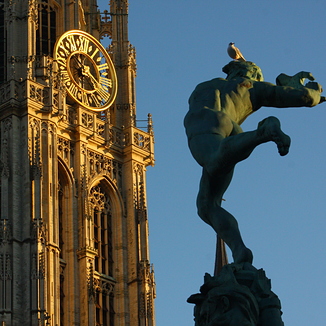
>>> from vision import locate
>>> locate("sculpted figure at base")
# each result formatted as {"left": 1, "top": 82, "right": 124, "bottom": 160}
{"left": 184, "top": 60, "right": 325, "bottom": 264}
{"left": 188, "top": 263, "right": 284, "bottom": 326}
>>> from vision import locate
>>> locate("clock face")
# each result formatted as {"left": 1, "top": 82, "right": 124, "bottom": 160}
{"left": 54, "top": 30, "right": 117, "bottom": 112}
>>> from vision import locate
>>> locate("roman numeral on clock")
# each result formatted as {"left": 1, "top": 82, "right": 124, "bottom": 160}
{"left": 99, "top": 77, "right": 112, "bottom": 88}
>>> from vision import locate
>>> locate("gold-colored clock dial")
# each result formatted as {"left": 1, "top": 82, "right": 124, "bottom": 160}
{"left": 54, "top": 30, "right": 117, "bottom": 112}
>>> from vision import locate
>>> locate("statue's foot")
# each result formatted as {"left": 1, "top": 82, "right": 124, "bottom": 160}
{"left": 257, "top": 116, "right": 291, "bottom": 156}
{"left": 233, "top": 246, "right": 253, "bottom": 264}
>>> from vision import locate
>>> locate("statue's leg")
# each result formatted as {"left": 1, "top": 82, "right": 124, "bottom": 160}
{"left": 209, "top": 204, "right": 253, "bottom": 264}
{"left": 197, "top": 169, "right": 253, "bottom": 264}
{"left": 206, "top": 116, "right": 291, "bottom": 175}
{"left": 190, "top": 116, "right": 289, "bottom": 264}
{"left": 257, "top": 116, "right": 291, "bottom": 156}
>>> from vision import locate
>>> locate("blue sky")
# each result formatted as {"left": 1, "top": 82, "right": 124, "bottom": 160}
{"left": 99, "top": 1, "right": 326, "bottom": 325}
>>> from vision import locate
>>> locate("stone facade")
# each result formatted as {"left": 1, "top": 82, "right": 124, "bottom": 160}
{"left": 0, "top": 1, "right": 155, "bottom": 325}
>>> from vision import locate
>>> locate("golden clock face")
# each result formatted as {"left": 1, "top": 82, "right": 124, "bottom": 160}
{"left": 54, "top": 30, "right": 117, "bottom": 112}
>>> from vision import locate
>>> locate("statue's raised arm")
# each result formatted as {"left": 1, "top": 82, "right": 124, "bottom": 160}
{"left": 252, "top": 70, "right": 325, "bottom": 109}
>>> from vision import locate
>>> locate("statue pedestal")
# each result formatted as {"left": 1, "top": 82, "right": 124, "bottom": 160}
{"left": 188, "top": 263, "right": 284, "bottom": 326}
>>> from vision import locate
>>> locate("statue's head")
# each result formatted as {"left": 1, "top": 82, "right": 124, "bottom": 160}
{"left": 188, "top": 268, "right": 259, "bottom": 326}
{"left": 189, "top": 284, "right": 259, "bottom": 326}
{"left": 222, "top": 61, "right": 264, "bottom": 82}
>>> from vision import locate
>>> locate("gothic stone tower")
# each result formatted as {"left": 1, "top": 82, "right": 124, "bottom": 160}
{"left": 0, "top": 1, "right": 156, "bottom": 325}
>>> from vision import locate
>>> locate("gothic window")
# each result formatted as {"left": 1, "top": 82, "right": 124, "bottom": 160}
{"left": 58, "top": 180, "right": 64, "bottom": 258}
{"left": 89, "top": 183, "right": 115, "bottom": 325}
{"left": 59, "top": 270, "right": 65, "bottom": 326}
{"left": 36, "top": 1, "right": 57, "bottom": 56}
{"left": 109, "top": 293, "right": 114, "bottom": 325}
{"left": 0, "top": 5, "right": 6, "bottom": 84}
{"left": 89, "top": 184, "right": 113, "bottom": 277}
{"left": 95, "top": 291, "right": 114, "bottom": 326}
{"left": 58, "top": 162, "right": 70, "bottom": 326}
{"left": 58, "top": 175, "right": 65, "bottom": 325}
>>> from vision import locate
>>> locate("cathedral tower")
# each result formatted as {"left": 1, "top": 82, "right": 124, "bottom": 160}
{"left": 0, "top": 1, "right": 155, "bottom": 325}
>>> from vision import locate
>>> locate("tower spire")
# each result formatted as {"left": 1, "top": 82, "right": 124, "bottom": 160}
{"left": 109, "top": 0, "right": 137, "bottom": 128}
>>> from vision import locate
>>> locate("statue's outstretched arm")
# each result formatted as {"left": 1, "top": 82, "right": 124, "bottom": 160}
{"left": 253, "top": 76, "right": 324, "bottom": 109}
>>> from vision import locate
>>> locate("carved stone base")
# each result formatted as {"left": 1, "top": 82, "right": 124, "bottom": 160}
{"left": 188, "top": 263, "right": 284, "bottom": 326}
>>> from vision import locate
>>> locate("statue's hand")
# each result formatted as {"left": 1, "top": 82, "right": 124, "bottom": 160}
{"left": 305, "top": 81, "right": 325, "bottom": 104}
{"left": 305, "top": 81, "right": 323, "bottom": 92}
{"left": 276, "top": 72, "right": 325, "bottom": 104}
{"left": 294, "top": 71, "right": 315, "bottom": 83}
{"left": 276, "top": 71, "right": 316, "bottom": 88}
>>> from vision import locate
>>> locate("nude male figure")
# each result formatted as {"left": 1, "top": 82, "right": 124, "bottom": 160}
{"left": 184, "top": 61, "right": 325, "bottom": 264}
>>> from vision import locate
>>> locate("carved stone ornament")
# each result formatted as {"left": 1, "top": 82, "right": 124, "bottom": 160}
{"left": 188, "top": 263, "right": 284, "bottom": 326}
{"left": 0, "top": 219, "right": 12, "bottom": 245}
{"left": 87, "top": 261, "right": 115, "bottom": 297}
{"left": 57, "top": 136, "right": 74, "bottom": 166}
{"left": 29, "top": 118, "right": 43, "bottom": 179}
{"left": 27, "top": 0, "right": 38, "bottom": 23}
{"left": 100, "top": 10, "right": 113, "bottom": 39}
{"left": 0, "top": 253, "right": 12, "bottom": 280}
{"left": 86, "top": 149, "right": 121, "bottom": 186}
{"left": 5, "top": 0, "right": 16, "bottom": 23}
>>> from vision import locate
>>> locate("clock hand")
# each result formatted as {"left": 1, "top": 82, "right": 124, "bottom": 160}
{"left": 73, "top": 55, "right": 84, "bottom": 68}
{"left": 83, "top": 69, "right": 100, "bottom": 89}
{"left": 81, "top": 76, "right": 94, "bottom": 90}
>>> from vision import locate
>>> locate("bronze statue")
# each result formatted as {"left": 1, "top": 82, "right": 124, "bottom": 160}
{"left": 184, "top": 61, "right": 325, "bottom": 264}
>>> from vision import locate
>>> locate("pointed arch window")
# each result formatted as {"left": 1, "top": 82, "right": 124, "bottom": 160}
{"left": 89, "top": 183, "right": 115, "bottom": 325}
{"left": 36, "top": 1, "right": 57, "bottom": 56}
{"left": 95, "top": 291, "right": 114, "bottom": 326}
{"left": 58, "top": 174, "right": 65, "bottom": 326}
{"left": 90, "top": 184, "right": 113, "bottom": 277}
{"left": 58, "top": 162, "right": 71, "bottom": 326}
